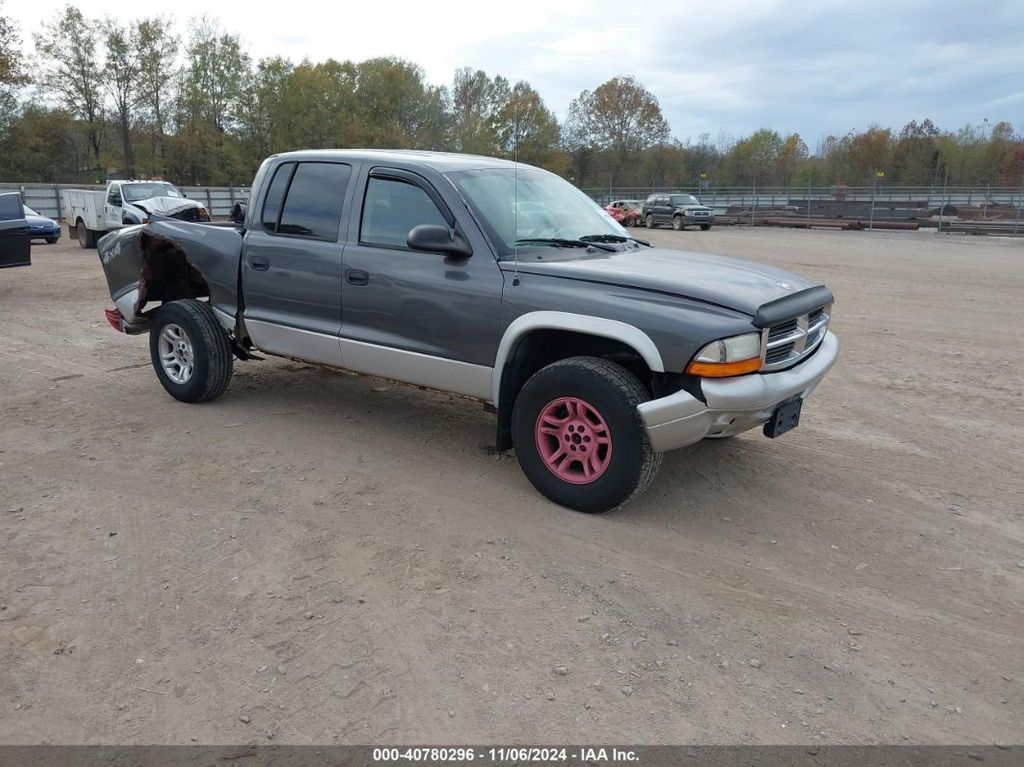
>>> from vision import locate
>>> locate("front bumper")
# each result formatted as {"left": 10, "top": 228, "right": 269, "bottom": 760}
{"left": 31, "top": 228, "right": 60, "bottom": 240}
{"left": 638, "top": 331, "right": 839, "bottom": 452}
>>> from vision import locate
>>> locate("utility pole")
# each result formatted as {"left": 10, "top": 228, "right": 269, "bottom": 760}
{"left": 869, "top": 170, "right": 885, "bottom": 231}
{"left": 807, "top": 174, "right": 811, "bottom": 224}
{"left": 1016, "top": 177, "right": 1023, "bottom": 236}
{"left": 751, "top": 177, "right": 757, "bottom": 227}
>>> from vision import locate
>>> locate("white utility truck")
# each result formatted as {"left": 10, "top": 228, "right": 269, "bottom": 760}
{"left": 61, "top": 180, "right": 210, "bottom": 248}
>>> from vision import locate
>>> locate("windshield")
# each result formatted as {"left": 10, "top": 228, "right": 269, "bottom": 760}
{"left": 448, "top": 167, "right": 627, "bottom": 257}
{"left": 670, "top": 194, "right": 701, "bottom": 206}
{"left": 122, "top": 183, "right": 183, "bottom": 202}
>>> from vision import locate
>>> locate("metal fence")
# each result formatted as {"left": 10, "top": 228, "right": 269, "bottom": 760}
{"left": 3, "top": 181, "right": 1022, "bottom": 225}
{"left": 0, "top": 183, "right": 252, "bottom": 220}
{"left": 583, "top": 185, "right": 1024, "bottom": 214}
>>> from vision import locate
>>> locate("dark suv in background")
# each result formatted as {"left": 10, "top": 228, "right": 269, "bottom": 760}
{"left": 642, "top": 193, "right": 714, "bottom": 231}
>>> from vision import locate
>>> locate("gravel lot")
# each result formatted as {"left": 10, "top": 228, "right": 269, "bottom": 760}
{"left": 1, "top": 226, "right": 1021, "bottom": 745}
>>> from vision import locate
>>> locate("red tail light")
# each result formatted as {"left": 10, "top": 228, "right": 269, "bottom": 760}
{"left": 104, "top": 308, "right": 124, "bottom": 332}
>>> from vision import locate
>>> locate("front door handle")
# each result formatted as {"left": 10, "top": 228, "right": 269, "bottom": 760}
{"left": 346, "top": 269, "right": 369, "bottom": 286}
{"left": 250, "top": 256, "right": 270, "bottom": 271}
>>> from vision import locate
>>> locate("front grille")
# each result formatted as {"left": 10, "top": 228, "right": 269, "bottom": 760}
{"left": 760, "top": 305, "right": 830, "bottom": 371}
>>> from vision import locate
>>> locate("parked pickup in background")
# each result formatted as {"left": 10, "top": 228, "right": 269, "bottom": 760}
{"left": 96, "top": 150, "right": 838, "bottom": 513}
{"left": 641, "top": 193, "right": 715, "bottom": 230}
{"left": 61, "top": 180, "right": 210, "bottom": 249}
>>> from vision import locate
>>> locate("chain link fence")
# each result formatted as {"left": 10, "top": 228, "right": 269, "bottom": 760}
{"left": 583, "top": 185, "right": 1024, "bottom": 212}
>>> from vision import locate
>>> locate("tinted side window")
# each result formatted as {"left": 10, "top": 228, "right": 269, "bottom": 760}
{"left": 0, "top": 193, "right": 23, "bottom": 220}
{"left": 277, "top": 162, "right": 352, "bottom": 239}
{"left": 261, "top": 162, "right": 294, "bottom": 231}
{"left": 360, "top": 177, "right": 447, "bottom": 248}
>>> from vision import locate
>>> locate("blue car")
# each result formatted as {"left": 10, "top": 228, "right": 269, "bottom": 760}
{"left": 23, "top": 205, "right": 61, "bottom": 244}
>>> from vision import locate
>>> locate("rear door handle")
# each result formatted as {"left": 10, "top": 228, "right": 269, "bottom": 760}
{"left": 346, "top": 269, "right": 369, "bottom": 286}
{"left": 249, "top": 256, "right": 269, "bottom": 271}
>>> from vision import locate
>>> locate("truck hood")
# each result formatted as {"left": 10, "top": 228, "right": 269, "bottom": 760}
{"left": 128, "top": 197, "right": 205, "bottom": 215}
{"left": 501, "top": 247, "right": 818, "bottom": 315}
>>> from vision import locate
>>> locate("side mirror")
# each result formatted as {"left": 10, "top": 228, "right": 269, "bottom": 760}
{"left": 229, "top": 202, "right": 247, "bottom": 224}
{"left": 407, "top": 224, "right": 472, "bottom": 259}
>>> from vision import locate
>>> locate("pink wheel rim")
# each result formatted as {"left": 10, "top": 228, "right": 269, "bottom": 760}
{"left": 535, "top": 397, "right": 612, "bottom": 484}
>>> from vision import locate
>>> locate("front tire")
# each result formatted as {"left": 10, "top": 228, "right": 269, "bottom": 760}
{"left": 149, "top": 299, "right": 233, "bottom": 403}
{"left": 46, "top": 238, "right": 58, "bottom": 244}
{"left": 672, "top": 215, "right": 684, "bottom": 231}
{"left": 511, "top": 356, "right": 661, "bottom": 513}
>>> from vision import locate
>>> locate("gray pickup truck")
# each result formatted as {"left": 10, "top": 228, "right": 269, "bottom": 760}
{"left": 97, "top": 150, "right": 838, "bottom": 513}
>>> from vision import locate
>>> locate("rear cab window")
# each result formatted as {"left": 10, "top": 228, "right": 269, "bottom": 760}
{"left": 261, "top": 161, "right": 352, "bottom": 240}
{"left": 0, "top": 193, "right": 23, "bottom": 220}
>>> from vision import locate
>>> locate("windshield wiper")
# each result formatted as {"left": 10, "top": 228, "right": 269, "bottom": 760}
{"left": 579, "top": 233, "right": 651, "bottom": 247}
{"left": 515, "top": 237, "right": 616, "bottom": 252}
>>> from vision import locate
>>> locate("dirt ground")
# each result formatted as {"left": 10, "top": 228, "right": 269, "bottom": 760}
{"left": 0, "top": 226, "right": 1021, "bottom": 746}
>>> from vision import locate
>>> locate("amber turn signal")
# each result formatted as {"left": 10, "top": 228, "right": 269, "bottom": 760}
{"left": 686, "top": 356, "right": 762, "bottom": 377}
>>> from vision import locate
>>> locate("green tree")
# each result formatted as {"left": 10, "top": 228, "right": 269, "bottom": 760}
{"left": 848, "top": 126, "right": 892, "bottom": 183}
{"left": 493, "top": 81, "right": 560, "bottom": 166}
{"left": 564, "top": 75, "right": 670, "bottom": 186}
{"left": 354, "top": 57, "right": 448, "bottom": 149}
{"left": 727, "top": 129, "right": 783, "bottom": 184}
{"left": 777, "top": 134, "right": 809, "bottom": 184}
{"left": 893, "top": 119, "right": 940, "bottom": 186}
{"left": 450, "top": 68, "right": 508, "bottom": 155}
{"left": 0, "top": 106, "right": 87, "bottom": 180}
{"left": 136, "top": 17, "right": 179, "bottom": 176}
{"left": 104, "top": 20, "right": 143, "bottom": 175}
{"left": 173, "top": 19, "right": 251, "bottom": 184}
{"left": 34, "top": 5, "right": 105, "bottom": 170}
{"left": 1, "top": 0, "right": 28, "bottom": 137}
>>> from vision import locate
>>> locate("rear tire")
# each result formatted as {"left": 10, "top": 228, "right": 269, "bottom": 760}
{"left": 148, "top": 299, "right": 233, "bottom": 403}
{"left": 645, "top": 213, "right": 656, "bottom": 229}
{"left": 512, "top": 356, "right": 661, "bottom": 513}
{"left": 75, "top": 219, "right": 96, "bottom": 249}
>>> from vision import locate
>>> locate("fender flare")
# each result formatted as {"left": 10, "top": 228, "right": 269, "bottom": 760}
{"left": 490, "top": 311, "right": 665, "bottom": 406}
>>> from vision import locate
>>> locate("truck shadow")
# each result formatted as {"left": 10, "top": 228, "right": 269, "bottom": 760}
{"left": 224, "top": 359, "right": 794, "bottom": 527}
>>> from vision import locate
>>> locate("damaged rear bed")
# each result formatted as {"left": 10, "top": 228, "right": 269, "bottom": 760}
{"left": 98, "top": 220, "right": 245, "bottom": 334}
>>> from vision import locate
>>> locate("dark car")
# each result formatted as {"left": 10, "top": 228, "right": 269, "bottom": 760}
{"left": 641, "top": 193, "right": 714, "bottom": 231}
{"left": 0, "top": 192, "right": 31, "bottom": 268}
{"left": 24, "top": 205, "right": 61, "bottom": 244}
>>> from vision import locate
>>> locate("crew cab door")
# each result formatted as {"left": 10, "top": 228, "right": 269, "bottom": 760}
{"left": 104, "top": 184, "right": 123, "bottom": 229}
{"left": 0, "top": 192, "right": 31, "bottom": 269}
{"left": 338, "top": 166, "right": 503, "bottom": 399}
{"left": 241, "top": 160, "right": 354, "bottom": 367}
{"left": 654, "top": 196, "right": 671, "bottom": 224}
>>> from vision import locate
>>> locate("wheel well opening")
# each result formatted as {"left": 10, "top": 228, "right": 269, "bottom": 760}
{"left": 495, "top": 329, "right": 655, "bottom": 452}
{"left": 136, "top": 232, "right": 211, "bottom": 315}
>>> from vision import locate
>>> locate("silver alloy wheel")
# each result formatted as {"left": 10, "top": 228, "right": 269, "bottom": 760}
{"left": 157, "top": 323, "right": 195, "bottom": 384}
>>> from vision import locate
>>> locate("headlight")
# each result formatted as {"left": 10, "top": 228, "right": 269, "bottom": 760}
{"left": 686, "top": 332, "right": 761, "bottom": 377}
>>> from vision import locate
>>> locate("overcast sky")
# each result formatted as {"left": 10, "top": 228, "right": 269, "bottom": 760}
{"left": 7, "top": 0, "right": 1023, "bottom": 146}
